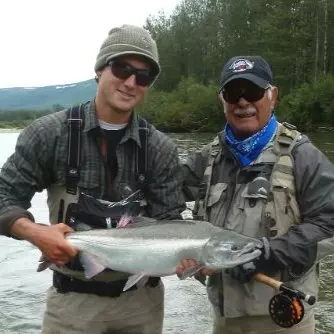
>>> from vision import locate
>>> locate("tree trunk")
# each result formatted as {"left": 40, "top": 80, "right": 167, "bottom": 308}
{"left": 323, "top": 0, "right": 328, "bottom": 75}
{"left": 315, "top": 6, "right": 319, "bottom": 81}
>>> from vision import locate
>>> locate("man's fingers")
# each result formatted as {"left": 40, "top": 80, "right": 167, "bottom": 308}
{"left": 182, "top": 259, "right": 199, "bottom": 267}
{"left": 56, "top": 223, "right": 74, "bottom": 234}
{"left": 176, "top": 259, "right": 202, "bottom": 275}
{"left": 58, "top": 240, "right": 78, "bottom": 257}
{"left": 176, "top": 258, "right": 214, "bottom": 277}
{"left": 51, "top": 224, "right": 77, "bottom": 257}
{"left": 52, "top": 245, "right": 77, "bottom": 259}
{"left": 53, "top": 259, "right": 70, "bottom": 266}
{"left": 176, "top": 259, "right": 193, "bottom": 274}
{"left": 200, "top": 268, "right": 215, "bottom": 276}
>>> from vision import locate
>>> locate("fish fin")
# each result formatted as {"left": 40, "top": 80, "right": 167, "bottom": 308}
{"left": 36, "top": 254, "right": 51, "bottom": 272}
{"left": 37, "top": 260, "right": 52, "bottom": 272}
{"left": 123, "top": 273, "right": 149, "bottom": 291}
{"left": 116, "top": 215, "right": 135, "bottom": 228}
{"left": 38, "top": 253, "right": 46, "bottom": 262}
{"left": 79, "top": 252, "right": 106, "bottom": 279}
{"left": 177, "top": 265, "right": 204, "bottom": 280}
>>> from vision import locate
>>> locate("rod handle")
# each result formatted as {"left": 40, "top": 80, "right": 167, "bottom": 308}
{"left": 254, "top": 273, "right": 282, "bottom": 290}
{"left": 255, "top": 273, "right": 317, "bottom": 305}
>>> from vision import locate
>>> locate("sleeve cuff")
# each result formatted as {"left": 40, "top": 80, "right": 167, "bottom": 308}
{"left": 0, "top": 208, "right": 35, "bottom": 237}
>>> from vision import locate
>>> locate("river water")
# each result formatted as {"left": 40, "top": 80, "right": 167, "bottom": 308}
{"left": 0, "top": 131, "right": 333, "bottom": 334}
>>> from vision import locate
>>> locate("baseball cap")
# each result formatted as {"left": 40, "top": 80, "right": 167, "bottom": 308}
{"left": 219, "top": 56, "right": 273, "bottom": 91}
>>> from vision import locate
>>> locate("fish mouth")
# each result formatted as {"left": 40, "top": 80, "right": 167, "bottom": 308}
{"left": 203, "top": 241, "right": 263, "bottom": 269}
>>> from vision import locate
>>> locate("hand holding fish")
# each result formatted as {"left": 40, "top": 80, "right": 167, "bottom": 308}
{"left": 226, "top": 237, "right": 277, "bottom": 283}
{"left": 176, "top": 259, "right": 215, "bottom": 278}
{"left": 37, "top": 218, "right": 267, "bottom": 291}
{"left": 32, "top": 223, "right": 78, "bottom": 266}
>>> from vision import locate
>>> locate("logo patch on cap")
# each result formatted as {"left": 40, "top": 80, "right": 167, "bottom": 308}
{"left": 229, "top": 59, "right": 254, "bottom": 73}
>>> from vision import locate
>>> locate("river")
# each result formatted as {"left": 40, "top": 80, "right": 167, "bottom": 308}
{"left": 0, "top": 131, "right": 333, "bottom": 334}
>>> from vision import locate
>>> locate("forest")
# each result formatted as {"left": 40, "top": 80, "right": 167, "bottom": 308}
{"left": 1, "top": 0, "right": 333, "bottom": 132}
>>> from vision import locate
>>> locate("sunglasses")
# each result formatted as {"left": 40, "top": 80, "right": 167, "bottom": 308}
{"left": 108, "top": 60, "right": 155, "bottom": 87}
{"left": 222, "top": 81, "right": 270, "bottom": 104}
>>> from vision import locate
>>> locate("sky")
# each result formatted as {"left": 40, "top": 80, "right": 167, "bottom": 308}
{"left": 0, "top": 0, "right": 181, "bottom": 89}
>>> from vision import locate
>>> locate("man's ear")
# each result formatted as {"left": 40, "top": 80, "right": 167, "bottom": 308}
{"left": 217, "top": 91, "right": 224, "bottom": 104}
{"left": 217, "top": 92, "right": 227, "bottom": 115}
{"left": 95, "top": 71, "right": 102, "bottom": 83}
{"left": 269, "top": 86, "right": 279, "bottom": 110}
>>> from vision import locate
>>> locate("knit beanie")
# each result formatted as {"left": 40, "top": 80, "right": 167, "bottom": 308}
{"left": 94, "top": 24, "right": 160, "bottom": 77}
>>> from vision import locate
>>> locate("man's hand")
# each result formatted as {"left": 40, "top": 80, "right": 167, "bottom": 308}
{"left": 226, "top": 261, "right": 257, "bottom": 283}
{"left": 176, "top": 259, "right": 215, "bottom": 277}
{"left": 226, "top": 237, "right": 278, "bottom": 283}
{"left": 10, "top": 218, "right": 78, "bottom": 266}
{"left": 32, "top": 223, "right": 78, "bottom": 266}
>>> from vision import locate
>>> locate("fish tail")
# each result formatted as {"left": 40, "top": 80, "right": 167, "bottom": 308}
{"left": 37, "top": 254, "right": 51, "bottom": 272}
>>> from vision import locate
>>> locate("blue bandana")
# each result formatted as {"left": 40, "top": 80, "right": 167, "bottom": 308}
{"left": 224, "top": 114, "right": 278, "bottom": 167}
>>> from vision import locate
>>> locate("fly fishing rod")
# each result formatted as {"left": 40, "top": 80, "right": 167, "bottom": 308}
{"left": 255, "top": 273, "right": 316, "bottom": 328}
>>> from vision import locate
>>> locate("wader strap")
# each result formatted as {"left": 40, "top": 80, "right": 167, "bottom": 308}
{"left": 262, "top": 122, "right": 301, "bottom": 237}
{"left": 66, "top": 104, "right": 84, "bottom": 195}
{"left": 136, "top": 117, "right": 148, "bottom": 190}
{"left": 53, "top": 271, "right": 160, "bottom": 297}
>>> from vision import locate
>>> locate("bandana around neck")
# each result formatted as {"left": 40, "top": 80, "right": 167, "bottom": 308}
{"left": 224, "top": 114, "right": 278, "bottom": 167}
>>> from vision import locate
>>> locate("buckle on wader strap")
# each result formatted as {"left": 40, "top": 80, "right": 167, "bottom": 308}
{"left": 66, "top": 105, "right": 84, "bottom": 195}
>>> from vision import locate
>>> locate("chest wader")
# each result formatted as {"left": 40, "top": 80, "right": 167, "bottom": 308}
{"left": 194, "top": 123, "right": 302, "bottom": 316}
{"left": 53, "top": 105, "right": 160, "bottom": 297}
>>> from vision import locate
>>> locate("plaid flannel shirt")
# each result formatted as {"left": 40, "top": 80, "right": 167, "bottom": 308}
{"left": 0, "top": 100, "right": 185, "bottom": 236}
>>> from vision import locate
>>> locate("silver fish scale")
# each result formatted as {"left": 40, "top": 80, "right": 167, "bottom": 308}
{"left": 68, "top": 220, "right": 221, "bottom": 241}
{"left": 65, "top": 220, "right": 221, "bottom": 276}
{"left": 63, "top": 219, "right": 263, "bottom": 277}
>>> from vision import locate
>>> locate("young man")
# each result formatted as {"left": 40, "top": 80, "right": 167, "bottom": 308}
{"left": 0, "top": 24, "right": 185, "bottom": 333}
{"left": 179, "top": 56, "right": 334, "bottom": 333}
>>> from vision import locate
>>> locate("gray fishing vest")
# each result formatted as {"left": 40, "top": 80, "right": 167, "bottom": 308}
{"left": 195, "top": 123, "right": 319, "bottom": 318}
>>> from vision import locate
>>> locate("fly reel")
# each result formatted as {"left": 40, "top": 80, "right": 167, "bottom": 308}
{"left": 269, "top": 292, "right": 304, "bottom": 328}
{"left": 255, "top": 273, "right": 316, "bottom": 328}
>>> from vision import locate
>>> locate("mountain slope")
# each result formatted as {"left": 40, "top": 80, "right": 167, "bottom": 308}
{"left": 0, "top": 79, "right": 97, "bottom": 110}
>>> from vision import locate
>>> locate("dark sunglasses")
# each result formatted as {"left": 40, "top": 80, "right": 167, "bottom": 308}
{"left": 108, "top": 60, "right": 155, "bottom": 87}
{"left": 222, "top": 81, "right": 270, "bottom": 104}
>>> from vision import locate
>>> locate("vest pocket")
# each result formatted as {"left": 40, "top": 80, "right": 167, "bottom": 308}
{"left": 207, "top": 183, "right": 228, "bottom": 207}
{"left": 239, "top": 186, "right": 268, "bottom": 238}
{"left": 206, "top": 183, "right": 228, "bottom": 226}
{"left": 264, "top": 185, "right": 297, "bottom": 238}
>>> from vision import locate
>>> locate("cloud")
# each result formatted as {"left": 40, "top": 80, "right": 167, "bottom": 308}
{"left": 0, "top": 0, "right": 179, "bottom": 88}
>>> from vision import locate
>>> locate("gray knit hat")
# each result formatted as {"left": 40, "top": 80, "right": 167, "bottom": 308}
{"left": 94, "top": 24, "right": 160, "bottom": 76}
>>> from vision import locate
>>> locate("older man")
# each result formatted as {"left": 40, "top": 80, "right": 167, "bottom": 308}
{"left": 180, "top": 56, "right": 334, "bottom": 333}
{"left": 0, "top": 25, "right": 185, "bottom": 333}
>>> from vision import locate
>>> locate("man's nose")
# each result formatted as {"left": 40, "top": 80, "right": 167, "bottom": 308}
{"left": 236, "top": 97, "right": 250, "bottom": 107}
{"left": 123, "top": 74, "right": 136, "bottom": 87}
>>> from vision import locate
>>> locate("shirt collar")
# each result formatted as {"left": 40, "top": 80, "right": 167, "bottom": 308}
{"left": 82, "top": 100, "right": 142, "bottom": 147}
